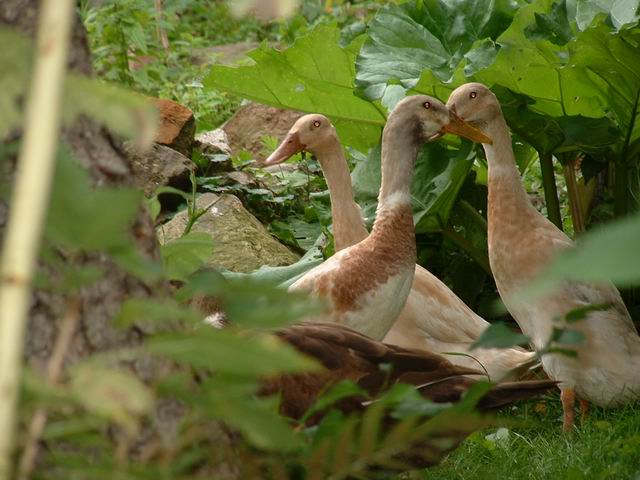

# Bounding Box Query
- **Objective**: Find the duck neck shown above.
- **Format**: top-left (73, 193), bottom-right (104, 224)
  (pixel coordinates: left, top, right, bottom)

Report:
top-left (372, 118), bottom-right (418, 242)
top-left (376, 119), bottom-right (418, 214)
top-left (483, 115), bottom-right (532, 222)
top-left (316, 141), bottom-right (369, 251)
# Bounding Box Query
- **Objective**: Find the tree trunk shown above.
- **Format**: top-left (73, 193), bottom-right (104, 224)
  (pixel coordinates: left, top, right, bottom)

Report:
top-left (1, 0), bottom-right (162, 383)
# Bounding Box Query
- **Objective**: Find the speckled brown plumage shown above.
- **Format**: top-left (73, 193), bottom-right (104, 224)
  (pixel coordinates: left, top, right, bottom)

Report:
top-left (260, 322), bottom-right (556, 421)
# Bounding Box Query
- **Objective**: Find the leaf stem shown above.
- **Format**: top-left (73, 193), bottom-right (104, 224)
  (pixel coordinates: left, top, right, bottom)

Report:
top-left (458, 199), bottom-right (487, 232)
top-left (562, 155), bottom-right (586, 234)
top-left (442, 227), bottom-right (492, 276)
top-left (614, 157), bottom-right (629, 217)
top-left (538, 151), bottom-right (563, 230)
top-left (615, 86), bottom-right (640, 217)
top-left (0, 0), bottom-right (75, 477)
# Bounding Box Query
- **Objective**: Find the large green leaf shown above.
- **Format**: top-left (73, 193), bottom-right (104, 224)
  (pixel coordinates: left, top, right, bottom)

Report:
top-left (482, 0), bottom-right (640, 136)
top-left (355, 0), bottom-right (520, 102)
top-left (205, 25), bottom-right (384, 151)
top-left (495, 86), bottom-right (620, 155)
top-left (562, 24), bottom-right (640, 148)
top-left (352, 140), bottom-right (475, 233)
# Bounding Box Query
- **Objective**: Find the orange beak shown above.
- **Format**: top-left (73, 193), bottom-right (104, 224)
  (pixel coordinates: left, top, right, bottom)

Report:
top-left (442, 112), bottom-right (493, 145)
top-left (263, 132), bottom-right (305, 166)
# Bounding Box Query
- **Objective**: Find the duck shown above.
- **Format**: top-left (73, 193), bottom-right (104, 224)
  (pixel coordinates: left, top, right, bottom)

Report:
top-left (264, 113), bottom-right (536, 381)
top-left (264, 322), bottom-right (556, 421)
top-left (446, 82), bottom-right (640, 431)
top-left (261, 96), bottom-right (492, 343)
top-left (264, 321), bottom-right (556, 472)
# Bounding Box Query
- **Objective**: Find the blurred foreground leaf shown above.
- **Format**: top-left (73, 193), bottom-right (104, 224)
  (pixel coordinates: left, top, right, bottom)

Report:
top-left (160, 232), bottom-right (215, 281)
top-left (471, 323), bottom-right (530, 350)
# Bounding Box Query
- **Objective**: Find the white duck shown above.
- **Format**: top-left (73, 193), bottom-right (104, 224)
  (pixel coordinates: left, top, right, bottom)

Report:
top-left (264, 113), bottom-right (535, 381)
top-left (263, 96), bottom-right (492, 342)
top-left (447, 82), bottom-right (640, 430)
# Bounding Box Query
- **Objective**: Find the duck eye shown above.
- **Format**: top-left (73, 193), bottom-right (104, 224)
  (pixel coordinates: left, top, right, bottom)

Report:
top-left (424, 101), bottom-right (431, 109)
top-left (469, 91), bottom-right (477, 99)
top-left (313, 120), bottom-right (321, 127)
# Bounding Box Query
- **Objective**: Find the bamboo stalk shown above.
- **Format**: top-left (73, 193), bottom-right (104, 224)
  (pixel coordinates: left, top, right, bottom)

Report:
top-left (0, 1), bottom-right (75, 478)
top-left (538, 152), bottom-right (563, 231)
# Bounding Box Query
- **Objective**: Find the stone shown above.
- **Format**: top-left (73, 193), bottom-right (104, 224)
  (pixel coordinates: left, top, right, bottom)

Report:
top-left (225, 170), bottom-right (257, 187)
top-left (222, 103), bottom-right (302, 162)
top-left (154, 98), bottom-right (196, 157)
top-left (125, 143), bottom-right (193, 197)
top-left (194, 129), bottom-right (235, 173)
top-left (157, 193), bottom-right (299, 273)
top-left (195, 128), bottom-right (232, 155)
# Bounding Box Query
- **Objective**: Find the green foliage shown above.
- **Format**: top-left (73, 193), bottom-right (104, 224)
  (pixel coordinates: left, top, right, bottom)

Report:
top-left (81, 0), bottom-right (268, 129)
top-left (207, 24), bottom-right (385, 151)
top-left (8, 1), bottom-right (640, 478)
top-left (355, 0), bottom-right (518, 101)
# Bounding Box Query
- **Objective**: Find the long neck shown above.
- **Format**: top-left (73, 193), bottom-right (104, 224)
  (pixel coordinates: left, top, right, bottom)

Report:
top-left (484, 115), bottom-right (533, 226)
top-left (316, 142), bottom-right (369, 251)
top-left (377, 118), bottom-right (419, 212)
top-left (372, 117), bottom-right (418, 242)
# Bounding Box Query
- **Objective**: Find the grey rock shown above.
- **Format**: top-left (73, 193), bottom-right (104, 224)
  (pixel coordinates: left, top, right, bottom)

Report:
top-left (195, 128), bottom-right (232, 156)
top-left (126, 143), bottom-right (193, 197)
top-left (225, 170), bottom-right (257, 187)
top-left (157, 193), bottom-right (299, 273)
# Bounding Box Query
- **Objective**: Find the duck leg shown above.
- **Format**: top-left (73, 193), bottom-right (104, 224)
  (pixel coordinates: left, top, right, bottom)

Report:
top-left (579, 398), bottom-right (589, 423)
top-left (561, 388), bottom-right (576, 432)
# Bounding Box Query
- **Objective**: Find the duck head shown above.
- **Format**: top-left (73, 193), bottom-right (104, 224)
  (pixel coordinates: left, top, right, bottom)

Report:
top-left (388, 94), bottom-right (493, 145)
top-left (263, 114), bottom-right (338, 165)
top-left (446, 83), bottom-right (500, 141)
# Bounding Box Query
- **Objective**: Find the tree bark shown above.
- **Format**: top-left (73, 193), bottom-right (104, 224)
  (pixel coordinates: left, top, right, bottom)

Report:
top-left (1, 0), bottom-right (161, 384)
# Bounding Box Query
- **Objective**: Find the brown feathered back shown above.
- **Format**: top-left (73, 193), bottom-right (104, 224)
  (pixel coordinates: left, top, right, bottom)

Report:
top-left (261, 322), bottom-right (555, 420)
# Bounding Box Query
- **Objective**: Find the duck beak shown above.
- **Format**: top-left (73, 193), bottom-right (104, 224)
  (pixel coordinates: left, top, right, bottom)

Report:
top-left (263, 132), bottom-right (305, 166)
top-left (442, 112), bottom-right (493, 145)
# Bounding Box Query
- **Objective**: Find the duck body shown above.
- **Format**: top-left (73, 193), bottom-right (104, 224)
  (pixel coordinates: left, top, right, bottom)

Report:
top-left (290, 196), bottom-right (416, 340)
top-left (265, 97), bottom-right (457, 341)
top-left (488, 165), bottom-right (640, 406)
top-left (447, 83), bottom-right (640, 422)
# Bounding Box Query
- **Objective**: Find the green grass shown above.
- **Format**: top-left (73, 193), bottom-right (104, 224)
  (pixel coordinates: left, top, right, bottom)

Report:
top-left (425, 395), bottom-right (640, 480)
